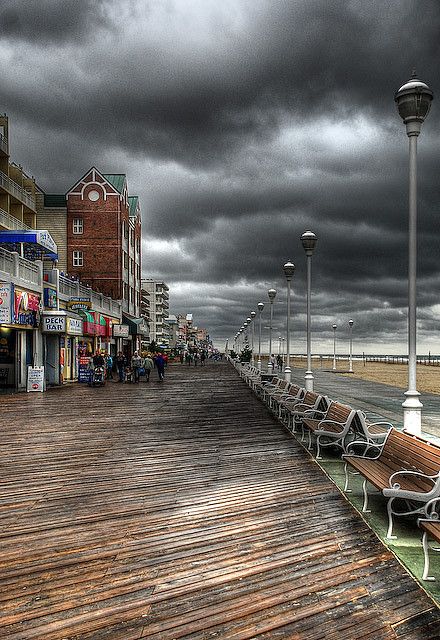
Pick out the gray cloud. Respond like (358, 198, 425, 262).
(1, 0, 439, 350)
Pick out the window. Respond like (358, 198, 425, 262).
(72, 251, 83, 267)
(73, 218, 83, 234)
(124, 283, 129, 300)
(123, 252, 128, 269)
(130, 258, 134, 275)
(130, 287, 134, 302)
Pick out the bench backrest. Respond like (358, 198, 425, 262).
(381, 428, 440, 477)
(288, 384, 304, 400)
(325, 402, 354, 424)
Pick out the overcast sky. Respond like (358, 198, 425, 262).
(1, 0, 440, 353)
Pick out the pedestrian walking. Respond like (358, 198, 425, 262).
(154, 352, 166, 381)
(143, 354, 154, 381)
(131, 351, 144, 383)
(105, 352, 113, 380)
(200, 350, 206, 366)
(115, 351, 127, 382)
(194, 351, 199, 366)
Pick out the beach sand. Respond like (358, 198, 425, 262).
(291, 357, 440, 396)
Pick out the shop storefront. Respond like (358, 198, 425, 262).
(41, 311, 83, 385)
(122, 315, 149, 355)
(0, 283, 42, 389)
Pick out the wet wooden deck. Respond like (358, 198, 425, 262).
(1, 361, 439, 639)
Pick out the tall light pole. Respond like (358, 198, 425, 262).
(348, 319, 354, 373)
(257, 302, 264, 371)
(301, 230, 317, 391)
(250, 312, 256, 365)
(267, 288, 277, 373)
(332, 324, 337, 371)
(395, 72, 433, 435)
(283, 261, 295, 382)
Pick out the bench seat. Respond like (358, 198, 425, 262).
(302, 402, 356, 459)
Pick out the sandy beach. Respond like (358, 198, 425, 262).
(291, 357, 440, 396)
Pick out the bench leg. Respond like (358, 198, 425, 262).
(343, 463, 352, 492)
(386, 498, 397, 539)
(362, 478, 370, 513)
(422, 531, 436, 581)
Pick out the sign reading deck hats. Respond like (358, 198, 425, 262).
(67, 297, 92, 311)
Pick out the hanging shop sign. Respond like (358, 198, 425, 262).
(0, 282, 13, 323)
(67, 297, 92, 311)
(113, 324, 129, 338)
(27, 366, 45, 392)
(13, 289, 40, 327)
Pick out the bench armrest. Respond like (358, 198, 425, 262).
(388, 469, 440, 490)
(367, 420, 393, 430)
(343, 440, 384, 458)
(304, 408, 326, 418)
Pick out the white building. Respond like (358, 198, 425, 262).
(141, 279, 170, 346)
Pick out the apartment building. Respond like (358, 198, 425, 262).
(141, 279, 170, 346)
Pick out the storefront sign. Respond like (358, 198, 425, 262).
(0, 283, 13, 323)
(42, 315, 66, 332)
(67, 297, 92, 311)
(67, 317, 83, 335)
(43, 285, 58, 309)
(113, 324, 129, 338)
(14, 289, 40, 327)
(27, 366, 45, 392)
(36, 230, 57, 255)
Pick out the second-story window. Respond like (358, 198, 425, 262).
(73, 218, 83, 234)
(72, 250, 83, 267)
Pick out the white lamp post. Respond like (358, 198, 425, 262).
(332, 324, 337, 371)
(301, 230, 317, 391)
(250, 311, 256, 365)
(257, 302, 264, 371)
(283, 261, 295, 382)
(395, 72, 433, 435)
(267, 288, 277, 373)
(348, 319, 354, 373)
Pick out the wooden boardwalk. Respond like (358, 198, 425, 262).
(1, 360, 439, 639)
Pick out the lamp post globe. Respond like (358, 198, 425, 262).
(283, 261, 295, 382)
(257, 302, 264, 371)
(267, 288, 277, 373)
(348, 319, 354, 373)
(395, 73, 433, 435)
(301, 230, 317, 391)
(332, 324, 337, 371)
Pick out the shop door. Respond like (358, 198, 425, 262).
(45, 334, 60, 386)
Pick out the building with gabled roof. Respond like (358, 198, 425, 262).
(66, 167, 142, 319)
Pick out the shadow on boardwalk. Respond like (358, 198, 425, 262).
(0, 361, 439, 639)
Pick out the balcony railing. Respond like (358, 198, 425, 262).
(0, 207, 32, 231)
(0, 246, 41, 288)
(0, 171, 36, 211)
(0, 132, 8, 154)
(58, 274, 122, 318)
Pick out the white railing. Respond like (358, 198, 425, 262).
(0, 207, 32, 231)
(58, 273, 122, 319)
(0, 170, 36, 211)
(0, 246, 41, 287)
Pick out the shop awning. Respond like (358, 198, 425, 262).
(77, 310, 96, 335)
(0, 230, 58, 260)
(123, 315, 149, 336)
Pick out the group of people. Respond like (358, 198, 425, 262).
(89, 350, 167, 383)
(182, 350, 207, 366)
(268, 354, 284, 371)
(115, 351, 167, 383)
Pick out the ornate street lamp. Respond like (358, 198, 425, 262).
(257, 302, 264, 371)
(267, 288, 277, 373)
(283, 261, 295, 382)
(395, 72, 433, 435)
(348, 319, 354, 373)
(301, 230, 317, 391)
(332, 324, 337, 371)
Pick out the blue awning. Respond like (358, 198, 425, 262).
(0, 230, 58, 260)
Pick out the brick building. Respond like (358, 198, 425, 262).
(66, 167, 142, 318)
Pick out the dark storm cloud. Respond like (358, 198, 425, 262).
(1, 0, 439, 349)
(0, 0, 112, 43)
